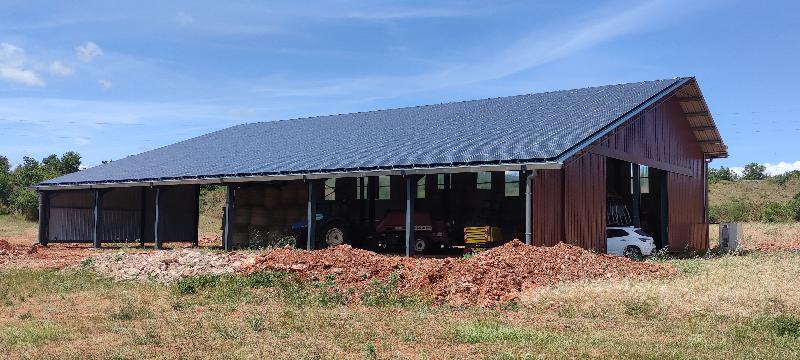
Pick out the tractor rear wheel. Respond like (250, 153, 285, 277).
(320, 223, 349, 248)
(414, 238, 428, 253)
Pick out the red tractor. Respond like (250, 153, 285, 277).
(374, 211, 450, 253)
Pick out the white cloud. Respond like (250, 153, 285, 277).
(75, 41, 104, 62)
(98, 78, 112, 89)
(47, 60, 74, 76)
(0, 43, 45, 87)
(764, 161, 800, 176)
(255, 0, 683, 99)
(730, 161, 800, 176)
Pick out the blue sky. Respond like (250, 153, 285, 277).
(1, 0, 798, 173)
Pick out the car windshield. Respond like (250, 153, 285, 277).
(634, 229, 650, 237)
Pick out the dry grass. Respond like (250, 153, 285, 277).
(2, 218, 800, 358)
(709, 178, 800, 207)
(708, 222, 800, 249)
(1, 252, 799, 358)
(0, 214, 38, 241)
(520, 251, 800, 319)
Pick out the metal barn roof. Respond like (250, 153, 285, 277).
(38, 77, 727, 189)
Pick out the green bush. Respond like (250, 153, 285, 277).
(760, 202, 794, 223)
(709, 198, 759, 222)
(788, 192, 800, 221)
(10, 189, 39, 221)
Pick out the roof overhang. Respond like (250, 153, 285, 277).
(34, 161, 562, 191)
(671, 78, 729, 159)
(554, 77, 728, 163)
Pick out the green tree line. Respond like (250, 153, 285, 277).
(0, 152, 81, 220)
(708, 162, 800, 223)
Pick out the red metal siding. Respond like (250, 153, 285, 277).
(533, 96, 709, 251)
(563, 152, 607, 252)
(667, 170, 707, 250)
(590, 99, 702, 177)
(588, 98, 708, 250)
(532, 169, 564, 246)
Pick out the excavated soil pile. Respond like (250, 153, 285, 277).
(92, 250, 257, 282)
(0, 238, 93, 269)
(245, 240, 677, 306)
(752, 238, 800, 252)
(0, 239, 40, 256)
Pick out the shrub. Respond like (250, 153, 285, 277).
(760, 202, 793, 223)
(10, 189, 39, 221)
(788, 192, 800, 221)
(174, 275, 221, 295)
(709, 198, 759, 222)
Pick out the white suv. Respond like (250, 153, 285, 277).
(606, 226, 656, 259)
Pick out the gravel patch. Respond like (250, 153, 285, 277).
(91, 250, 257, 283)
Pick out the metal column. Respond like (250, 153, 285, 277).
(405, 175, 415, 257)
(524, 169, 536, 245)
(632, 163, 641, 227)
(223, 185, 234, 251)
(139, 187, 147, 247)
(37, 191, 49, 246)
(368, 176, 377, 236)
(92, 189, 103, 249)
(192, 185, 200, 247)
(307, 180, 317, 250)
(154, 187, 163, 250)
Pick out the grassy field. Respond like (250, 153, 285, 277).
(3, 196, 800, 358)
(0, 214, 39, 243)
(1, 250, 799, 359)
(709, 178, 800, 208)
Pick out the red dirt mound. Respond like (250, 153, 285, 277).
(752, 238, 800, 252)
(0, 238, 98, 269)
(244, 240, 677, 306)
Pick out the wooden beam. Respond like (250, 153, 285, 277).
(698, 140, 723, 144)
(691, 126, 716, 131)
(685, 111, 710, 117)
(677, 96, 702, 102)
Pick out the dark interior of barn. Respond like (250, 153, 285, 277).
(606, 158, 669, 249)
(227, 171, 526, 254)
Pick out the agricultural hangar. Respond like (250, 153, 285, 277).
(34, 77, 727, 255)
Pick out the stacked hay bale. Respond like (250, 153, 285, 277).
(231, 183, 306, 248)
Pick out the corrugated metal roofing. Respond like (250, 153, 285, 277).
(41, 77, 705, 186)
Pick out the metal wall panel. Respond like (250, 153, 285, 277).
(584, 97, 708, 250)
(48, 190, 94, 242)
(532, 169, 564, 246)
(101, 187, 143, 243)
(563, 152, 607, 252)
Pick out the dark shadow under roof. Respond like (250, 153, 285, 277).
(41, 77, 725, 187)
